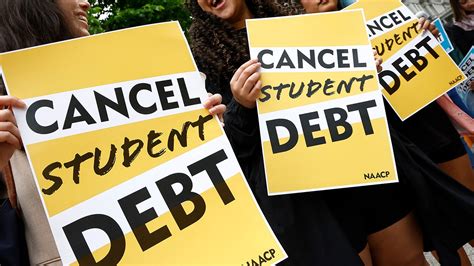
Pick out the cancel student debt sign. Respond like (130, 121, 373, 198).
(0, 22, 285, 265)
(346, 0, 466, 120)
(246, 10, 398, 195)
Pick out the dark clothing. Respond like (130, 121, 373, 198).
(0, 173, 6, 199)
(224, 98, 474, 265)
(194, 17, 473, 266)
(224, 99, 363, 265)
(325, 183, 413, 252)
(327, 100, 467, 252)
(390, 126, 474, 265)
(446, 24, 474, 56)
(387, 101, 466, 164)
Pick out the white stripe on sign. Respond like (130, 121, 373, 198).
(49, 135, 240, 265)
(366, 6, 415, 40)
(14, 71, 207, 145)
(250, 45, 376, 73)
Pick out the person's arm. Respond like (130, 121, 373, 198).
(223, 98, 260, 162)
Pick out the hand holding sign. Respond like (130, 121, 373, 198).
(0, 22, 286, 265)
(203, 93, 226, 125)
(417, 17, 439, 37)
(230, 59, 262, 109)
(374, 49, 383, 72)
(247, 10, 398, 194)
(346, 0, 466, 119)
(0, 95, 25, 168)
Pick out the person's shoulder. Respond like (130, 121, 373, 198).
(445, 22, 457, 32)
(445, 22, 466, 33)
(445, 22, 465, 39)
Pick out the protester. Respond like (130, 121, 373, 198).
(294, 0, 472, 265)
(447, 0, 474, 248)
(447, 0, 474, 56)
(188, 0, 474, 265)
(300, 1, 474, 264)
(301, 0, 474, 265)
(0, 0, 93, 263)
(447, 0, 474, 116)
(188, 0, 369, 265)
(0, 1, 226, 265)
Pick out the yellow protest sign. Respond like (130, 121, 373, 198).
(0, 22, 286, 265)
(246, 10, 398, 195)
(346, 0, 466, 120)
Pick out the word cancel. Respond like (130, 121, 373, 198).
(247, 10, 398, 195)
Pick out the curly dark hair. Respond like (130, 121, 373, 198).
(186, 0, 304, 104)
(0, 0, 71, 53)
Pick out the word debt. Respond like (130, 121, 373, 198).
(26, 77, 201, 135)
(266, 100, 377, 154)
(378, 35, 439, 94)
(256, 48, 368, 70)
(63, 149, 235, 265)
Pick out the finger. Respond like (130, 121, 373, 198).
(422, 20, 431, 31)
(236, 63, 261, 92)
(203, 94, 223, 110)
(248, 80, 262, 102)
(209, 93, 223, 104)
(429, 23, 439, 36)
(376, 64, 383, 73)
(0, 96, 26, 109)
(377, 56, 383, 64)
(241, 71, 261, 95)
(208, 104, 226, 116)
(0, 121, 21, 142)
(376, 58, 384, 72)
(417, 17, 426, 31)
(0, 109, 17, 124)
(0, 131, 21, 149)
(230, 59, 259, 84)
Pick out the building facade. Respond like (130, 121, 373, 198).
(403, 0, 454, 22)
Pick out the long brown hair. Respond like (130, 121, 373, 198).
(450, 0, 466, 21)
(0, 0, 71, 53)
(186, 0, 304, 103)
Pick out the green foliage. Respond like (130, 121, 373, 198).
(88, 0, 191, 34)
